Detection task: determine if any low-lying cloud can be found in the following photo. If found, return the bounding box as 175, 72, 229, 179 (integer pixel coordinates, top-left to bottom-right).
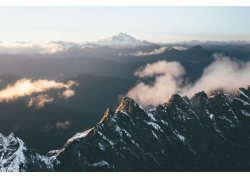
60, 89, 75, 99
0, 78, 78, 103
131, 46, 188, 56
0, 42, 63, 54
127, 61, 186, 106
170, 46, 188, 51
127, 53, 250, 107
0, 42, 87, 55
131, 47, 168, 56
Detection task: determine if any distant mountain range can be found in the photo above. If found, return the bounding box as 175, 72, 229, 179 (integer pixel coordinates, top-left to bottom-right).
1, 33, 250, 56
161, 40, 250, 46
30, 33, 250, 49
1, 86, 250, 171
1, 45, 250, 82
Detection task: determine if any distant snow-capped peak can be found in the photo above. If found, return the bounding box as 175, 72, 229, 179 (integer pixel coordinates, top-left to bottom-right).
95, 33, 154, 48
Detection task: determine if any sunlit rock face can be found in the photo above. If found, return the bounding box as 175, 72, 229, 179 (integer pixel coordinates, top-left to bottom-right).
2, 86, 250, 171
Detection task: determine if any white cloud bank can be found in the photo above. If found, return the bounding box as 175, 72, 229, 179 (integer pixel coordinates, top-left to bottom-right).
0, 42, 89, 55
127, 53, 250, 107
0, 78, 78, 107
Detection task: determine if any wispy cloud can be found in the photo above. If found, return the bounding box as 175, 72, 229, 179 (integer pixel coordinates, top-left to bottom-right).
127, 53, 250, 107
131, 47, 167, 56
56, 120, 72, 130
27, 94, 54, 108
171, 46, 188, 50
131, 46, 187, 56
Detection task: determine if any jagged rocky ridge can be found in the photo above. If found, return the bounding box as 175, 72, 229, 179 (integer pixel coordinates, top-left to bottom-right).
1, 86, 250, 171
0, 133, 58, 172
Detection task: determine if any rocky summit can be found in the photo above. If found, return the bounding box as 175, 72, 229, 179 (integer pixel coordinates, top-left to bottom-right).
1, 86, 250, 172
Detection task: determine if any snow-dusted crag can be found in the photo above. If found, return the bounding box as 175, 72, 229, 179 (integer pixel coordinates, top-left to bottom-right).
0, 133, 57, 172
1, 86, 250, 171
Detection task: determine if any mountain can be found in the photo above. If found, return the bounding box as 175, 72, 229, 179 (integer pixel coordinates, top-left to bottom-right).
95, 33, 154, 48
50, 33, 155, 50
0, 133, 57, 172
0, 74, 136, 155
187, 45, 206, 52
1, 35, 250, 58
2, 85, 250, 171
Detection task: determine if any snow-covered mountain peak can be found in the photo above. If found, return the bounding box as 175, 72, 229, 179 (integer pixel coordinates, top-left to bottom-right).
105, 32, 134, 41
96, 33, 154, 48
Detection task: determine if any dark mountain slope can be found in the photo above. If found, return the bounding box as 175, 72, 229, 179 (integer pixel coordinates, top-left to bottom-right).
52, 87, 250, 171
2, 85, 250, 171
0, 74, 135, 155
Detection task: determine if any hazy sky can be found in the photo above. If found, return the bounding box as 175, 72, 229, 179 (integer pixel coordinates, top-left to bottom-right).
0, 6, 250, 43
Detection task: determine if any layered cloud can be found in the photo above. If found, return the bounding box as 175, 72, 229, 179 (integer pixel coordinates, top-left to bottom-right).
0, 78, 78, 105
127, 53, 250, 107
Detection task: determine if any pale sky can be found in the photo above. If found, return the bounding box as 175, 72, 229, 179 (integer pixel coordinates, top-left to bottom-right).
0, 6, 250, 43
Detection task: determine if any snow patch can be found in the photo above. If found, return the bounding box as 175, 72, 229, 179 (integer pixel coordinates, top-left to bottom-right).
241, 109, 250, 117
234, 98, 250, 105
161, 120, 168, 126
147, 111, 157, 121
91, 160, 110, 167
67, 128, 93, 144
98, 143, 105, 151
152, 131, 158, 139
206, 109, 214, 120
144, 121, 164, 132
238, 90, 250, 100
97, 131, 114, 146
177, 134, 185, 142
115, 125, 123, 137
121, 129, 132, 138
